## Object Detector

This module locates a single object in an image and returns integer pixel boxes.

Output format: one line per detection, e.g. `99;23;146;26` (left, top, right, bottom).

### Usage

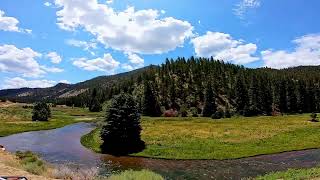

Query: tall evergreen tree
235;74;249;114
100;93;144;155
143;81;162;117
287;80;298;113
279;80;288;113
89;88;102;112
202;83;217;117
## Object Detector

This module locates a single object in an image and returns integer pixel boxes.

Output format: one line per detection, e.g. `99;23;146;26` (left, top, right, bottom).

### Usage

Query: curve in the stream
0;123;319;180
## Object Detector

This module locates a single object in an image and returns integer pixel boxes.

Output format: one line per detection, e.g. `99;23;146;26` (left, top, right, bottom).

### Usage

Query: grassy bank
108;169;164;180
0;103;101;137
255;167;320;179
82;114;320;160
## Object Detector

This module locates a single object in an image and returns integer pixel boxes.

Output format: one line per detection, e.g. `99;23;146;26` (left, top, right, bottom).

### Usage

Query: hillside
1;57;320;116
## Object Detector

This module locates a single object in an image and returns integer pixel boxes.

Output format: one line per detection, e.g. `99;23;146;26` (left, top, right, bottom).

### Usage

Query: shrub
225;109;232;118
0;99;6;102
100;93;145;155
310;113;319;122
180;105;188;117
32;102;51;121
15;151;46;175
212;110;224;119
163;109;178;117
190;107;198;117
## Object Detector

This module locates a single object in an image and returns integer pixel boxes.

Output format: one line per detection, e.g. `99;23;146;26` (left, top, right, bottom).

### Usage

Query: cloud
59;80;70;84
54;0;193;54
46;52;62;64
106;0;113;4
191;31;259;64
73;53;120;73
262;34;320;69
0;10;31;33
121;52;144;70
44;2;52;7
0;44;45;77
234;0;261;19
40;65;64;73
2;77;56;89
66;39;97;54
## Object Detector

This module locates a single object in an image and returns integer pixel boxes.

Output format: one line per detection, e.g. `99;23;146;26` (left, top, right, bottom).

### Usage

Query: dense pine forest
2;57;320;117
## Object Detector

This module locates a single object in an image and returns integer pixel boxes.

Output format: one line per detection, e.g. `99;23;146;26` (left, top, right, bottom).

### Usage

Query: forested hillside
2;57;320;116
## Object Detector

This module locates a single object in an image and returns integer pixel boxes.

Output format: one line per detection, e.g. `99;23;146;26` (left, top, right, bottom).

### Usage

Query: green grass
255;167;320;180
107;169;164;180
0;104;102;137
82;114;320;160
15;151;47;175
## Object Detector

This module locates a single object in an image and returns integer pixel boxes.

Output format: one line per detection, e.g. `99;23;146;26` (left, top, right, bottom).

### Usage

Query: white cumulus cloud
44;2;52;7
66;39;97;54
191;31;259;64
0;44;45;77
40;65;64;73
2;77;56;89
54;0;193;54
262;34;320;69
73;53;120;73
46;52;62;64
0;10;31;33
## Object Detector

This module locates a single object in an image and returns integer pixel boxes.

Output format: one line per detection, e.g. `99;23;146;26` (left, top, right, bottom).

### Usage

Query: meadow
0;102;101;137
82;114;320;160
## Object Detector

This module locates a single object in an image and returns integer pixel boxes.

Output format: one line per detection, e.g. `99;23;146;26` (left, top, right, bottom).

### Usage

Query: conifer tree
143;81;162;117
202;83;217;117
100;93;144;155
89;88;102;112
32;102;51;121
235;74;249;114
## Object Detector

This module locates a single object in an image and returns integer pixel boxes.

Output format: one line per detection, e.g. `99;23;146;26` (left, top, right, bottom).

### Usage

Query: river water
0;123;319;179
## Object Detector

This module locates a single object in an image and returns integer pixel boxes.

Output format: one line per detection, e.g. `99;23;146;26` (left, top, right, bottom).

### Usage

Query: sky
0;0;320;89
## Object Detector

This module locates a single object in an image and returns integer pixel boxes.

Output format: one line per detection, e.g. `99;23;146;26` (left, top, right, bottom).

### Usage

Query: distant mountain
0;65;156;102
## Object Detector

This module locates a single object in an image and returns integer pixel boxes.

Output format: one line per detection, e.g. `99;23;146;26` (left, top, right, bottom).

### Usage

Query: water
0;123;319;179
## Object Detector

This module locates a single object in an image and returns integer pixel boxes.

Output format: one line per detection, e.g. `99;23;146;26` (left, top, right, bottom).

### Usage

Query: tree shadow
100;139;146;156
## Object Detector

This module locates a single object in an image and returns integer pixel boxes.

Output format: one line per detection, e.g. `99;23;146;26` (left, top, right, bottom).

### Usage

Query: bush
225;109;232;118
32;102;51;121
190;107;198;117
15;151;46;175
243;105;259;117
180;105;188;117
310;113;319;122
100;93;145;155
212;110;224;119
0;99;6;102
163;109;178;117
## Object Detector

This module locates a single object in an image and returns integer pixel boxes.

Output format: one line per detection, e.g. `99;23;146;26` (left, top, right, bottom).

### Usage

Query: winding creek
0;123;320;179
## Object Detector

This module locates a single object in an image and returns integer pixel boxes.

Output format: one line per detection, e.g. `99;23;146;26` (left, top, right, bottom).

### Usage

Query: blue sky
0;0;320;89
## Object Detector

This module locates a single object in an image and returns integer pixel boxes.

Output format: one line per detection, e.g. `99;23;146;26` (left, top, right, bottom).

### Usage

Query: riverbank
0;102;101;137
255;167;320;179
82;114;320;160
0;151;55;180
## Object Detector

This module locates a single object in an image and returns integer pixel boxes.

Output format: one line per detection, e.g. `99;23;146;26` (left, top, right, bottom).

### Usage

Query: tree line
60;57;320;117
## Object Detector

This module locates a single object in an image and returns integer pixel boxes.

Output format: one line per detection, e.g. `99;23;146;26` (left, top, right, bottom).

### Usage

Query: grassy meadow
255;167;320;180
0;102;102;137
82;114;320;160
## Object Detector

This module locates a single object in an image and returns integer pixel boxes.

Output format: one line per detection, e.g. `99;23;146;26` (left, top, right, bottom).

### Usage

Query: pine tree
89;88;102;112
143;81;162;117
287;80;298;113
279;80;287;113
100;93;145;155
235;74;249;114
32;102;51;121
202;83;217;117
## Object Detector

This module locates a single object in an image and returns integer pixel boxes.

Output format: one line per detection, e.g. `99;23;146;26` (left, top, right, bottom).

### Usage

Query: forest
58;57;320;117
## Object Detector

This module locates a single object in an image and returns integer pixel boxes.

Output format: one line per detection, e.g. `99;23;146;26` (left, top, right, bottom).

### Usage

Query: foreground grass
82;114;320;159
108;169;164;180
15;151;48;175
0;103;102;137
255;167;320;180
